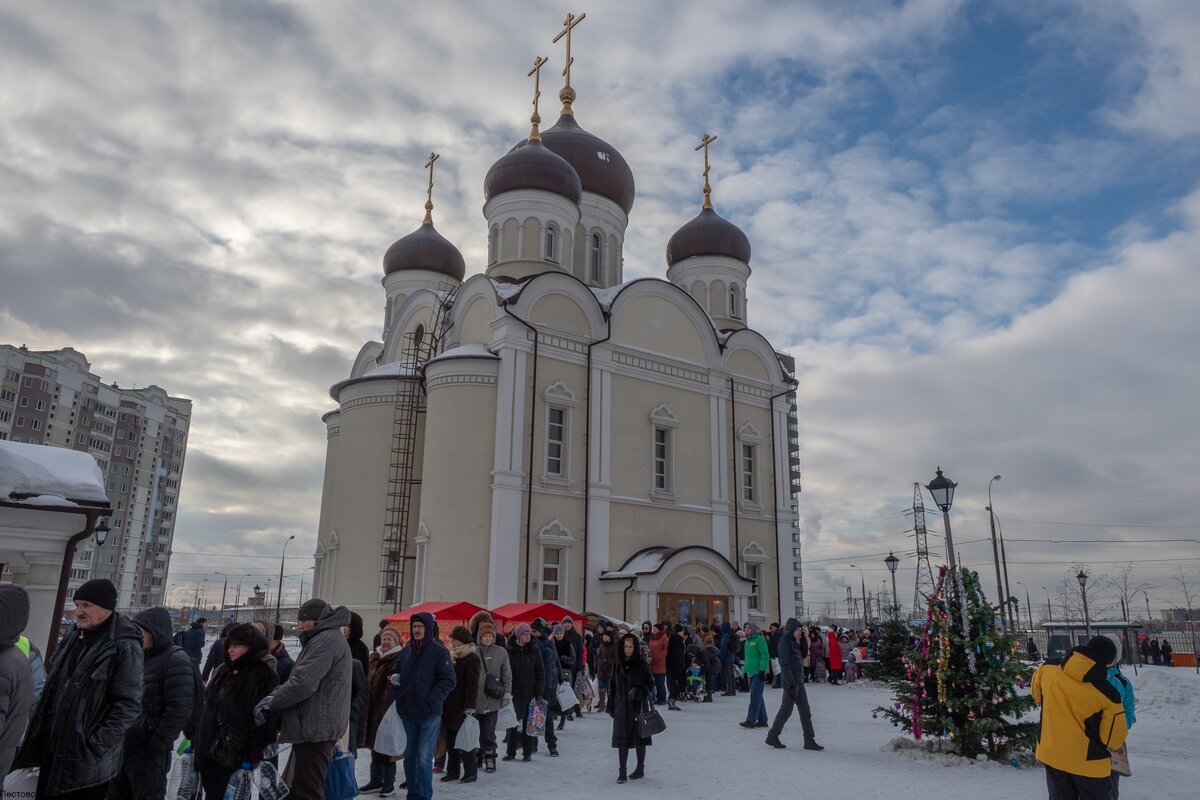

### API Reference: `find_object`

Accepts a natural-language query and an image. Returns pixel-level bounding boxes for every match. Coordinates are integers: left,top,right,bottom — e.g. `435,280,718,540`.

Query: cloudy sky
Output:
3,1,1198,621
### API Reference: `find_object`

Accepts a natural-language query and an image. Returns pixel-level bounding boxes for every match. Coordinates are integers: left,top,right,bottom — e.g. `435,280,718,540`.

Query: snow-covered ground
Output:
158,664,1195,799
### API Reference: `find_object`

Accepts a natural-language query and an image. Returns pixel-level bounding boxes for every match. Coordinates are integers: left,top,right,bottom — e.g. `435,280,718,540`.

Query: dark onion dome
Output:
666,206,752,266
513,114,636,214
485,137,583,205
383,221,466,281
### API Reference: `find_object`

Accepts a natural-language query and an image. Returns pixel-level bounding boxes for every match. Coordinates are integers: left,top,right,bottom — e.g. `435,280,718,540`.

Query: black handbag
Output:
484,672,505,700
634,701,666,738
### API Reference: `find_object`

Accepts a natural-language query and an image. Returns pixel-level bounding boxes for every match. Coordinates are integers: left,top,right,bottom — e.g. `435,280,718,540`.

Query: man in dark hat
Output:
16,578,144,799
530,618,560,756
181,615,206,666
1032,635,1128,799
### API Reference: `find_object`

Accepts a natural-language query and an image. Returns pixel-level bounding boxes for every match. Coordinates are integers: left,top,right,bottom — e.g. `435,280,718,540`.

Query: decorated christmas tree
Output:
875,565,1038,759
862,617,916,683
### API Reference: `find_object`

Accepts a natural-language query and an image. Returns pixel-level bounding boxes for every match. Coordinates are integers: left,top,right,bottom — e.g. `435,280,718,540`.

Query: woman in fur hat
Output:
442,626,482,783
608,632,655,783
192,624,278,800
359,624,404,796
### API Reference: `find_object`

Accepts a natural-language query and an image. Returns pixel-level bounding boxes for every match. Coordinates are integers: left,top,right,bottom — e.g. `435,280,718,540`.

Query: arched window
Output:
589,233,602,283
413,324,425,355
730,284,742,319
488,225,499,264
543,225,557,261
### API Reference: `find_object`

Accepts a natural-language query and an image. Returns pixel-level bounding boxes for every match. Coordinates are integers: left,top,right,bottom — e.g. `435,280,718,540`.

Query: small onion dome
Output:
515,114,636,214
484,137,582,204
666,206,752,266
383,221,466,281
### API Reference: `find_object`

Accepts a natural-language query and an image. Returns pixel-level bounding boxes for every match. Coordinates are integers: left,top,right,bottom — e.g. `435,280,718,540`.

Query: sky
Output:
2,0,1198,622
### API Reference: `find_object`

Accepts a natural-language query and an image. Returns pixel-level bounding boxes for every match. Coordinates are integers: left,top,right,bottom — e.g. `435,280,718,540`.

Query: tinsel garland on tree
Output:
874,565,1038,759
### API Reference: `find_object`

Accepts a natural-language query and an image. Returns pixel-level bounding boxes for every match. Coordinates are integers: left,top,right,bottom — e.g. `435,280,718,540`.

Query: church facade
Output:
312,43,803,627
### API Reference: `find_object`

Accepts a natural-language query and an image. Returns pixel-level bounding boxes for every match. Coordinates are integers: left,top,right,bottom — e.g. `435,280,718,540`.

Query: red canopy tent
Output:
490,602,582,634
384,601,486,643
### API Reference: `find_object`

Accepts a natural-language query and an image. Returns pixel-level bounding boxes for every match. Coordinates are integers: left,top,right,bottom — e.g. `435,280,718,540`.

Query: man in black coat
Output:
180,617,206,666
765,618,822,751
110,606,197,800
530,618,561,756
561,617,585,719
665,625,688,710
503,624,544,761
16,579,144,799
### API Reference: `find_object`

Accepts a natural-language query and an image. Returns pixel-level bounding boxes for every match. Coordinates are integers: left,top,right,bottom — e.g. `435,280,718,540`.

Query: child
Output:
686,660,707,701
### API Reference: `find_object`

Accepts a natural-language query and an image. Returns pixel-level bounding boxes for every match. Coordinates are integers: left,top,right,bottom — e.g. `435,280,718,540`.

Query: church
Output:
312,16,803,627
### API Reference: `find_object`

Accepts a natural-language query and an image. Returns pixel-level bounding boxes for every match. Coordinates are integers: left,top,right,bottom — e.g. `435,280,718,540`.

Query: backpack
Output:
155,644,205,740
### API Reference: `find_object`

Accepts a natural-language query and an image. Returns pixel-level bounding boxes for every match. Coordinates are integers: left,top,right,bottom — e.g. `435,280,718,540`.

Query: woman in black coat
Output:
504,623,544,761
193,624,278,800
608,633,655,783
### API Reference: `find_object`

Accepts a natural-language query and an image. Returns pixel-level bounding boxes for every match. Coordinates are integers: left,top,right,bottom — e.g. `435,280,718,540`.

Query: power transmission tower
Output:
907,482,936,613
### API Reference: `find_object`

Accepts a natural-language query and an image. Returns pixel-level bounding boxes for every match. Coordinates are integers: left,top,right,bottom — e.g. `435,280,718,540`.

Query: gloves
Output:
253,696,273,726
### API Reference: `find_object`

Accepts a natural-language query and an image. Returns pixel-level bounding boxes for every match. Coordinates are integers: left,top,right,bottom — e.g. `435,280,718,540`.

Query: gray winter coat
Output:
0,586,34,784
15,611,144,795
269,604,352,744
474,641,513,714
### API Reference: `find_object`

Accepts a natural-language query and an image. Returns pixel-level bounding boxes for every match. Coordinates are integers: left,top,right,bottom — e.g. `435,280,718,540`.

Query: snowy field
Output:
156,662,1196,799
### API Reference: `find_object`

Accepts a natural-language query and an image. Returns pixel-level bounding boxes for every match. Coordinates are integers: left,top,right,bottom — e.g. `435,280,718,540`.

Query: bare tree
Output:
1113,562,1154,625
1056,564,1116,626
1170,567,1199,670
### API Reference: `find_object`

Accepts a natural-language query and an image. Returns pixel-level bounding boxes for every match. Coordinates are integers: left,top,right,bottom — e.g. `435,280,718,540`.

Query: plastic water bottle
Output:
223,763,253,800
1010,757,1020,768
255,759,290,800
175,750,199,800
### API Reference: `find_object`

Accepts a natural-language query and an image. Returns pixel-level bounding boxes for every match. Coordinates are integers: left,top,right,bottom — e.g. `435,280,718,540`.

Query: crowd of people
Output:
1,577,867,799
1137,637,1174,666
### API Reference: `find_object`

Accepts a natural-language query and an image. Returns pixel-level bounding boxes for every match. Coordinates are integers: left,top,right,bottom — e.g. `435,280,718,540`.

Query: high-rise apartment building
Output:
0,345,191,609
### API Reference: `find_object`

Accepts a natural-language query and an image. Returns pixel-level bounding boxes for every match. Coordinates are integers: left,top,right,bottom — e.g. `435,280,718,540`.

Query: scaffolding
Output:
379,286,457,612
907,482,936,613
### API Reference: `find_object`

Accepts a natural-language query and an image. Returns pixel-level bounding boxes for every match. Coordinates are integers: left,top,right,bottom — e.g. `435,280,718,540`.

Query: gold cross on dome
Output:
527,55,549,140
553,11,586,114
695,133,718,209
423,152,439,224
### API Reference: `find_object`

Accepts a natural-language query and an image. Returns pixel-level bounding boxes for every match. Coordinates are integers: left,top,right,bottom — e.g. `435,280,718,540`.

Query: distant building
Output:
1161,608,1200,622
0,345,191,609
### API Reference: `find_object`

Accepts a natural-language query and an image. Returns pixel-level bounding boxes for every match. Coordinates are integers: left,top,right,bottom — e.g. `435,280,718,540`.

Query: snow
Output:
490,279,527,302
602,547,670,579
590,285,624,309
361,361,418,378
11,494,81,507
0,440,108,504
430,344,497,362
149,658,1195,800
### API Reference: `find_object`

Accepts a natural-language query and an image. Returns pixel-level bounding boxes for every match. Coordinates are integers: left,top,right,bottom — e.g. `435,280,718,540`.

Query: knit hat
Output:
450,625,472,645
478,622,497,639
273,624,285,641
298,598,328,622
531,618,548,634
552,623,565,636
514,623,533,638
1086,635,1119,665
562,615,574,625
1103,633,1123,663
673,624,685,634
73,578,117,611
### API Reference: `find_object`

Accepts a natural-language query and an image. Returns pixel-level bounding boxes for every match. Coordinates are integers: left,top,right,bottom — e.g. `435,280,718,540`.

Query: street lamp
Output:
213,572,229,622
191,578,207,623
1077,570,1091,640
275,535,296,625
95,518,110,546
849,564,868,629
299,565,315,604
925,467,959,580
232,573,253,617
1137,589,1152,632
993,507,1015,632
1042,586,1053,622
884,551,900,619
1016,581,1034,632
986,476,1006,628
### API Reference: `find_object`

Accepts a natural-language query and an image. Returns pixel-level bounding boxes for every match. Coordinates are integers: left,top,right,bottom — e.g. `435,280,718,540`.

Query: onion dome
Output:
484,137,583,204
666,206,752,266
383,221,466,281
512,114,636,214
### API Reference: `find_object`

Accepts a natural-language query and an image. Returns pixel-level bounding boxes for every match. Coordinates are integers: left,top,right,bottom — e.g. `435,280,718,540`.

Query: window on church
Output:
488,225,499,264
742,443,756,502
541,547,562,602
546,407,566,477
589,233,602,283
544,226,557,261
730,284,741,319
653,426,672,492
745,562,761,610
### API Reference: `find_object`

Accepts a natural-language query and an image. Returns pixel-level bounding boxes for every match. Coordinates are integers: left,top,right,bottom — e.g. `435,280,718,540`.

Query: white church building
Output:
312,37,803,626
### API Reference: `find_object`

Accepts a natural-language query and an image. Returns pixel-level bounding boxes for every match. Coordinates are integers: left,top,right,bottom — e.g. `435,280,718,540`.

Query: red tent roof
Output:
490,602,582,633
384,601,486,624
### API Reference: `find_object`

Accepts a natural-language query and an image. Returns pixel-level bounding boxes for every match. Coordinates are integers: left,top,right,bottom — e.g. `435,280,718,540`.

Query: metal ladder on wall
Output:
380,285,458,612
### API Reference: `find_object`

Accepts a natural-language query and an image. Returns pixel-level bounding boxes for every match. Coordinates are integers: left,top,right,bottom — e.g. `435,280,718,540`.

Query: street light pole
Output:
1138,589,1153,632
213,572,228,622
300,565,315,605
986,475,1005,626
995,510,1015,632
1017,581,1034,632
1042,586,1053,622
849,564,868,628
1077,571,1091,641
925,467,959,589
885,552,900,620
232,573,253,619
275,535,296,626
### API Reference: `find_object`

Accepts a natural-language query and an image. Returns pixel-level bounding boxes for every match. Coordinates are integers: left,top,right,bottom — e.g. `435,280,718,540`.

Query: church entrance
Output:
657,592,731,627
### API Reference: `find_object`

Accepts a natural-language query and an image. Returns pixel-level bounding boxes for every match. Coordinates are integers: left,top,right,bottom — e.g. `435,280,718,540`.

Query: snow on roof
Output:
601,547,672,579
0,441,109,505
361,361,418,379
428,343,498,363
489,278,527,302
589,285,624,310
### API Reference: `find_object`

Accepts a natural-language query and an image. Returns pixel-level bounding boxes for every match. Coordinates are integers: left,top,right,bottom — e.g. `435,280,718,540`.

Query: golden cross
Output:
695,133,718,209
553,12,586,86
423,151,439,224
527,55,549,140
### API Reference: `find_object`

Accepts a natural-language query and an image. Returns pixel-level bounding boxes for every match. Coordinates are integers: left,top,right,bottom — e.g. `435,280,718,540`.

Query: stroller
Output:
683,663,707,702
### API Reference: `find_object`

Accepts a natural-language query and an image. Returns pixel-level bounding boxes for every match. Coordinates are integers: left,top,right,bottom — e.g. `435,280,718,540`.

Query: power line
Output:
998,517,1198,529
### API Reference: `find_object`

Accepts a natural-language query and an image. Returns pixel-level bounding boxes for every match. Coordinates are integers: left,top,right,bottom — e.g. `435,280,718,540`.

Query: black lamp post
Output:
1077,570,1091,640
925,467,959,580
849,564,868,629
275,535,295,625
986,475,1006,627
1017,581,1034,632
95,518,110,546
1042,586,1053,622
884,551,900,619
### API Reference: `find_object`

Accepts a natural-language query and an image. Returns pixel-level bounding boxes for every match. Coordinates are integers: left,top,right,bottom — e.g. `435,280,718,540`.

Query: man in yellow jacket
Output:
1032,635,1128,799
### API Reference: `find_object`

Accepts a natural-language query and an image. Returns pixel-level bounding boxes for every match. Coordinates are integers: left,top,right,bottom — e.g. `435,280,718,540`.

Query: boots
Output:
359,761,383,794
440,749,461,782
379,762,397,797
460,750,478,783
484,753,497,773
765,734,786,749
556,714,566,731
804,738,825,751
617,769,628,784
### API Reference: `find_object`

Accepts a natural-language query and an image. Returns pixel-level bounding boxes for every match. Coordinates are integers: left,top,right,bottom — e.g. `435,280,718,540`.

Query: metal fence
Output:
1021,627,1197,666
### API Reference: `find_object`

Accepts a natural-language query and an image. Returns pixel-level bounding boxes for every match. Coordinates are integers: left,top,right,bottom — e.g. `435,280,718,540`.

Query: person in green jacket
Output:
739,623,771,728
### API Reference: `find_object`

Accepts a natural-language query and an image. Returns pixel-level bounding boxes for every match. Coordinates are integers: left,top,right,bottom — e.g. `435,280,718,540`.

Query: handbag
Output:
573,672,595,704
457,713,481,751
556,681,579,710
496,701,518,731
484,672,505,699
374,704,406,757
324,747,358,800
635,701,667,739
525,698,548,737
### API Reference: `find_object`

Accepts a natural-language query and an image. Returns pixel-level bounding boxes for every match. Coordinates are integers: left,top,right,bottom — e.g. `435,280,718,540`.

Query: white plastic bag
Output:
457,713,480,751
3,768,38,795
555,681,579,710
496,700,518,731
223,763,253,800
175,750,200,799
374,703,407,757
